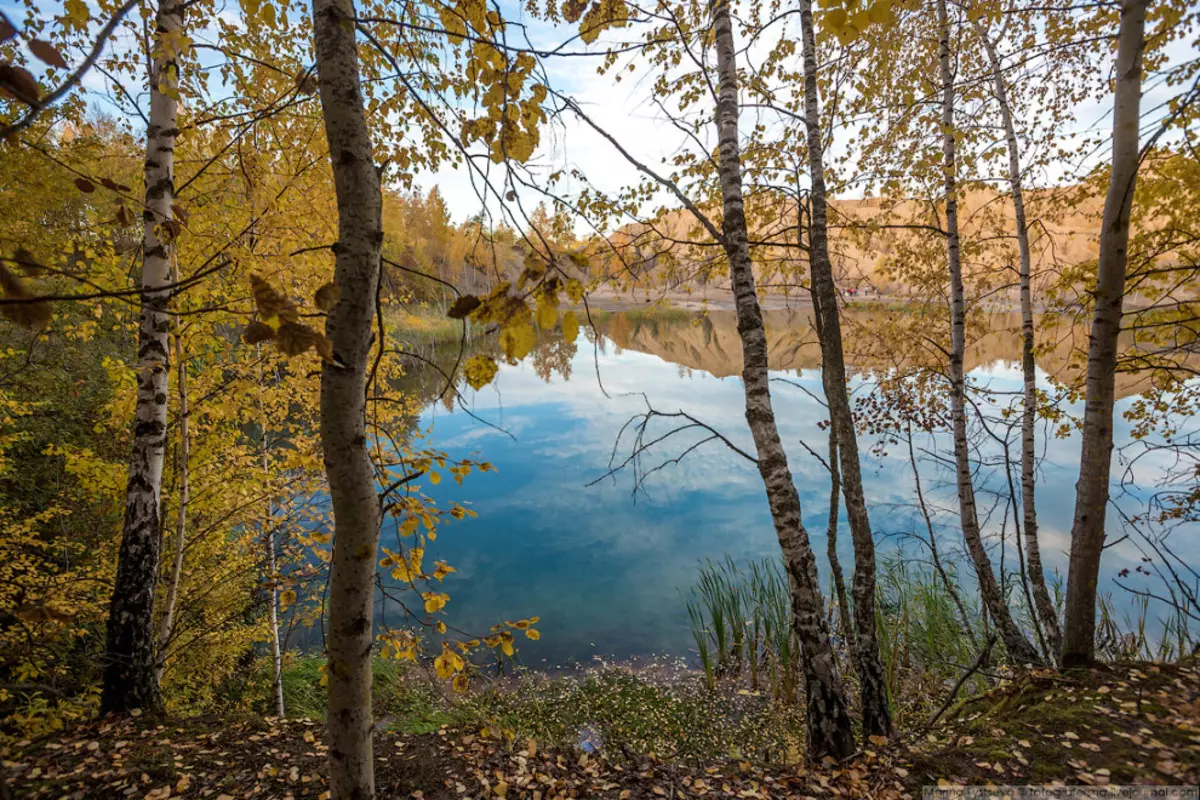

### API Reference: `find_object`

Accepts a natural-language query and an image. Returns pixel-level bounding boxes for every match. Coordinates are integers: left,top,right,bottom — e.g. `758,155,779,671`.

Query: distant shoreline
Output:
583,289,1031,314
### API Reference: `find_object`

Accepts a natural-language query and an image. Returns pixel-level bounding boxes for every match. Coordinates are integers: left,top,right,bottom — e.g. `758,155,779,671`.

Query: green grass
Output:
270,655,805,764
620,307,696,326
387,303,485,344
875,555,983,703
685,557,799,703
457,666,807,765
271,656,463,734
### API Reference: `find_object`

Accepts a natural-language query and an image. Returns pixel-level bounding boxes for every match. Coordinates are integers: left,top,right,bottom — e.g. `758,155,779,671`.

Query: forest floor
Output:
4,659,1198,799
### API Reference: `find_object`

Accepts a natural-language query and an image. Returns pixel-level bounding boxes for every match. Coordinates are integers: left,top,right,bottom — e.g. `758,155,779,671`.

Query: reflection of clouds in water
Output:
403,334,1197,665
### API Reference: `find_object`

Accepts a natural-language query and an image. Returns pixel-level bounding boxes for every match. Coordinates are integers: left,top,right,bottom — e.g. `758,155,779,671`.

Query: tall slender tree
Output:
311,0,386,793
934,0,1042,666
102,0,185,714
972,17,1062,657
798,0,891,738
711,0,856,759
154,258,191,686
1061,0,1148,668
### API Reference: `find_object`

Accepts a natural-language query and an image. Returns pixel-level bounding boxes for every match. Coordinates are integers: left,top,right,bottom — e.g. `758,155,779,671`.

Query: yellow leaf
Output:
435,645,465,680
423,592,449,613
536,300,558,330
561,310,579,344
525,628,540,640
464,354,499,390
429,471,442,485
499,320,536,361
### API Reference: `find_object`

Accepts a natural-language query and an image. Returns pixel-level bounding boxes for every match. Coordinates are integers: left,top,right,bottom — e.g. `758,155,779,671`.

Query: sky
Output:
5,0,1197,229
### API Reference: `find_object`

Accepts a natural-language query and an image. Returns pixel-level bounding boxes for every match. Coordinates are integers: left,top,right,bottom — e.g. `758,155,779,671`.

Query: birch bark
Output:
1062,0,1147,668
711,0,855,759
102,0,184,713
936,0,1041,666
312,0,385,791
799,0,891,738
975,21,1062,657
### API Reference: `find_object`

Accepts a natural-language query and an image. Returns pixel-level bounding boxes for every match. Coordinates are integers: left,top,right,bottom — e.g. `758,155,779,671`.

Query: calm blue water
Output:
382,315,1196,667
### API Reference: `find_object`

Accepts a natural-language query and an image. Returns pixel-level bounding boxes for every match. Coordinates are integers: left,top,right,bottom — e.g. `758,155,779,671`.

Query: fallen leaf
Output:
29,39,68,69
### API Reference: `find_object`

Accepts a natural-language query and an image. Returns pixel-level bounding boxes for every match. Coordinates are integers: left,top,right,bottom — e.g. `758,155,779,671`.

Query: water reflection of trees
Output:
388,316,582,417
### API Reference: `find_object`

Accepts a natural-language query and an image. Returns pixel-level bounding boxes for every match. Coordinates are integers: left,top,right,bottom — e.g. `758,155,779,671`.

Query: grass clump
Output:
686,557,800,703
267,656,464,734
458,665,807,765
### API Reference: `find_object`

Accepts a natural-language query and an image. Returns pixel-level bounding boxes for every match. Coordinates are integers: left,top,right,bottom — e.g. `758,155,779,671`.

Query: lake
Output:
372,307,1196,668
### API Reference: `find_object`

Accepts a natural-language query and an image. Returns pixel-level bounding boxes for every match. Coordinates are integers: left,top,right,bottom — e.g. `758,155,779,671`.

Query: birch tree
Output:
934,0,1041,666
970,12,1063,658
798,0,891,738
102,0,186,714
711,0,855,757
1061,0,1148,668
310,0,386,791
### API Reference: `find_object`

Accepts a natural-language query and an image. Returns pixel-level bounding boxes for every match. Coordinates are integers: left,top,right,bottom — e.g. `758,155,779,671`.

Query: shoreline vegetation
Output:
7,653,1199,797
11,552,1194,796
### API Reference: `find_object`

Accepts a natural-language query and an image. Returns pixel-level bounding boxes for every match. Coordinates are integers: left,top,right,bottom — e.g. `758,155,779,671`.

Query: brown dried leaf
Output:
73,177,95,193
250,274,299,323
295,69,317,95
311,334,336,364
446,294,481,319
314,282,340,312
242,320,276,345
0,63,40,105
276,321,318,356
155,218,180,244
12,247,42,276
100,177,132,192
0,263,50,330
0,262,27,297
171,203,189,223
28,39,67,69
0,14,16,43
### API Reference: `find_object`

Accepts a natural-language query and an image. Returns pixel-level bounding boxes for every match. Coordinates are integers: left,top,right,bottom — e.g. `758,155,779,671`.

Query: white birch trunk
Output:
711,0,855,760
102,0,183,714
798,0,891,739
154,258,189,687
975,19,1063,658
312,0,385,792
936,0,1041,666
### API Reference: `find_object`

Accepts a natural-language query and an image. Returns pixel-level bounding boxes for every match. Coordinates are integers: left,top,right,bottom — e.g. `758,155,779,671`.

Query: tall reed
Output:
685,557,798,702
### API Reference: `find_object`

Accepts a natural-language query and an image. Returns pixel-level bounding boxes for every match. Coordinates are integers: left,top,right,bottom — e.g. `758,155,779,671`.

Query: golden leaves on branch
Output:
242,274,338,363
447,273,585,372
457,33,547,164
819,0,895,44
577,0,629,44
